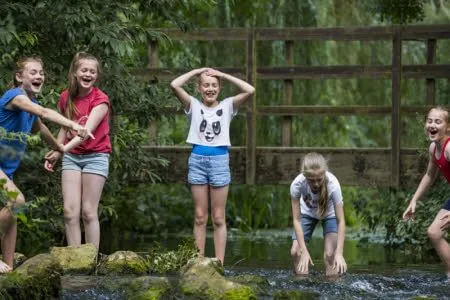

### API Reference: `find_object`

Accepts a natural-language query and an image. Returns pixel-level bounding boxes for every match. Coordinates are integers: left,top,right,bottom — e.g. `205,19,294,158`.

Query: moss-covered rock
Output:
0,253,62,299
273,289,321,299
50,243,97,274
97,251,149,275
0,253,26,269
230,274,270,295
180,257,256,299
101,276,172,299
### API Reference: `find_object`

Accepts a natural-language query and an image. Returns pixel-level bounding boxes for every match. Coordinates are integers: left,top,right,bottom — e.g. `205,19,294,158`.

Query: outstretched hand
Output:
402,201,416,221
333,253,347,274
295,250,314,275
73,124,95,140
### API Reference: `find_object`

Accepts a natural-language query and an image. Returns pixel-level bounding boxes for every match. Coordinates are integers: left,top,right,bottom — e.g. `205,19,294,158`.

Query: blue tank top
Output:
192,144,228,156
0,88,38,178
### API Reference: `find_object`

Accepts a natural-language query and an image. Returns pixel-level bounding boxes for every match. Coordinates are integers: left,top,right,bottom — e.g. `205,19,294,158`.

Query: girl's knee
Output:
63,207,80,222
427,224,443,241
13,193,25,207
81,210,98,223
194,214,208,226
323,250,334,263
211,214,225,227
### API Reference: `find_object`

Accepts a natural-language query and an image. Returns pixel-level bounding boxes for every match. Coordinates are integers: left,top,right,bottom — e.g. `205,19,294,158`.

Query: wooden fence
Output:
137,25,450,187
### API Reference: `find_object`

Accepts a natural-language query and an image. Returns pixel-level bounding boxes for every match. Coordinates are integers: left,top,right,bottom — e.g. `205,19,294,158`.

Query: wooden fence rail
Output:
140,25,450,187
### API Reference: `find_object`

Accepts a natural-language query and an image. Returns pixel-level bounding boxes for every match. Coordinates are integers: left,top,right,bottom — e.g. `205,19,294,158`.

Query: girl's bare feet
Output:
0,260,12,273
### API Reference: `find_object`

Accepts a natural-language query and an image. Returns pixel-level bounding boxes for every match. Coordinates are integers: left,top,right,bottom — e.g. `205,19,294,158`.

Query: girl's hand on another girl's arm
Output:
333,253,347,274
44,150,62,172
440,211,450,230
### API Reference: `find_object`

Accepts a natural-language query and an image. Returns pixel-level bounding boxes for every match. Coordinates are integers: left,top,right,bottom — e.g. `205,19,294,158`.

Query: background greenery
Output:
0,0,448,258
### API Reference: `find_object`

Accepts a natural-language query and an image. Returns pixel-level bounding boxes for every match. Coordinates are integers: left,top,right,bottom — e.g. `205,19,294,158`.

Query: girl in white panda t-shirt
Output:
290,152,347,276
170,68,255,265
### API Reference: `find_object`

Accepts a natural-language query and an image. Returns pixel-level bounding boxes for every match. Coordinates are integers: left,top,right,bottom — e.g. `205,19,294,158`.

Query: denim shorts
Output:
292,214,338,242
62,152,110,178
443,199,450,211
188,153,230,187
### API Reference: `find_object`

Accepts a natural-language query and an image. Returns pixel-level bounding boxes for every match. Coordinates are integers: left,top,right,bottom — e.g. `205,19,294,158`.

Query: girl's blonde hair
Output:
198,72,221,87
11,57,44,88
65,52,100,119
426,106,449,122
302,152,329,218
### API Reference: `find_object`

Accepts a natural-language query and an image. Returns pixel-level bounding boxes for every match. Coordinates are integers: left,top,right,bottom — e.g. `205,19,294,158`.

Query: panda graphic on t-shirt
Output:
199,108,222,142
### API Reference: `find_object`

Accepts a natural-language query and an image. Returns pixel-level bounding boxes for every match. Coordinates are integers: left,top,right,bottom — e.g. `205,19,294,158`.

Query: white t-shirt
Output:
289,171,343,219
185,96,236,146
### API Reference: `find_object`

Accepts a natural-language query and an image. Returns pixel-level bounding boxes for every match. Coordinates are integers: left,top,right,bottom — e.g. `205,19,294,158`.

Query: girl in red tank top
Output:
403,107,450,282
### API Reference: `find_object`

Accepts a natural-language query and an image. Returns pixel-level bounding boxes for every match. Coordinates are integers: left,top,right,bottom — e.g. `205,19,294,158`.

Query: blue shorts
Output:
443,199,450,211
62,153,110,178
188,153,230,187
292,214,338,242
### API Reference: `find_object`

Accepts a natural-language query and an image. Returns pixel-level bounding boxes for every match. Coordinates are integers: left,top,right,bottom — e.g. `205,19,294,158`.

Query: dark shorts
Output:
443,199,450,211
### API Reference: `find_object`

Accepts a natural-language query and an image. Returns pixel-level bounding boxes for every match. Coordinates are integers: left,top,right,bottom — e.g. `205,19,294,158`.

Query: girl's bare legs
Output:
323,232,338,276
191,184,209,257
427,209,450,279
81,173,106,249
62,170,82,245
0,170,24,272
210,185,228,264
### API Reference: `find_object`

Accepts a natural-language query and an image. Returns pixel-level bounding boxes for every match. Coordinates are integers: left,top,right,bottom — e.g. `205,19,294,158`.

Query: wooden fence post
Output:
246,29,257,184
426,39,436,105
391,28,402,187
148,40,159,144
282,40,294,146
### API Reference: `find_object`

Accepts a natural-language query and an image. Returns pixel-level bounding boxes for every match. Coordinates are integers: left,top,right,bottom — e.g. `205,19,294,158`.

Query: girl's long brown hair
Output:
302,152,329,218
11,57,44,88
65,52,100,119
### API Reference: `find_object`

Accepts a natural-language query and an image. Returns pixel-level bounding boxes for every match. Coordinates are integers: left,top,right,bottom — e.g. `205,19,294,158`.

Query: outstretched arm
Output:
44,128,66,172
291,197,313,274
403,144,439,221
9,95,93,139
32,118,64,152
170,68,208,110
205,69,255,108
333,203,347,274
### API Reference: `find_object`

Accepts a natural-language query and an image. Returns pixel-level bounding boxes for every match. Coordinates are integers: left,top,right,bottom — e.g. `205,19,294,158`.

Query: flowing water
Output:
62,229,450,299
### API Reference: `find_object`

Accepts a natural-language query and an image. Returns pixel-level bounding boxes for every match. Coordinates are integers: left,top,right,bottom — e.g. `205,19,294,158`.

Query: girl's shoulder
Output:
291,173,307,186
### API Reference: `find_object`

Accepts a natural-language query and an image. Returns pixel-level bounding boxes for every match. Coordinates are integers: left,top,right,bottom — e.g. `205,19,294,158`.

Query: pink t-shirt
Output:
58,87,111,154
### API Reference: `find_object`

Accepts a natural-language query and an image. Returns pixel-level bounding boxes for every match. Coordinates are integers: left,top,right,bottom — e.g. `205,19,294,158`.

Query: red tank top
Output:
433,137,450,183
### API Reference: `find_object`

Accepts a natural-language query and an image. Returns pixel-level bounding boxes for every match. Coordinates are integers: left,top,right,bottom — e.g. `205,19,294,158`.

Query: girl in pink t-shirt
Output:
44,52,111,250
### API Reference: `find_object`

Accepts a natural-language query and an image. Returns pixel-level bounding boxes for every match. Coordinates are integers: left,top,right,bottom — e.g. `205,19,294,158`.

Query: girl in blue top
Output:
0,57,91,272
170,68,254,264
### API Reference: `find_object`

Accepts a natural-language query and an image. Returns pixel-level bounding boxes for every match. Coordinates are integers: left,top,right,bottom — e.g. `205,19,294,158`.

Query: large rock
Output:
101,276,172,299
50,243,97,274
97,251,149,275
0,253,26,269
0,253,62,299
230,274,270,295
180,257,256,299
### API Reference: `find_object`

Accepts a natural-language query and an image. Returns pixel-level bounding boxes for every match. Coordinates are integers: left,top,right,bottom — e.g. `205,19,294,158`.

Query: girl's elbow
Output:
170,81,179,90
